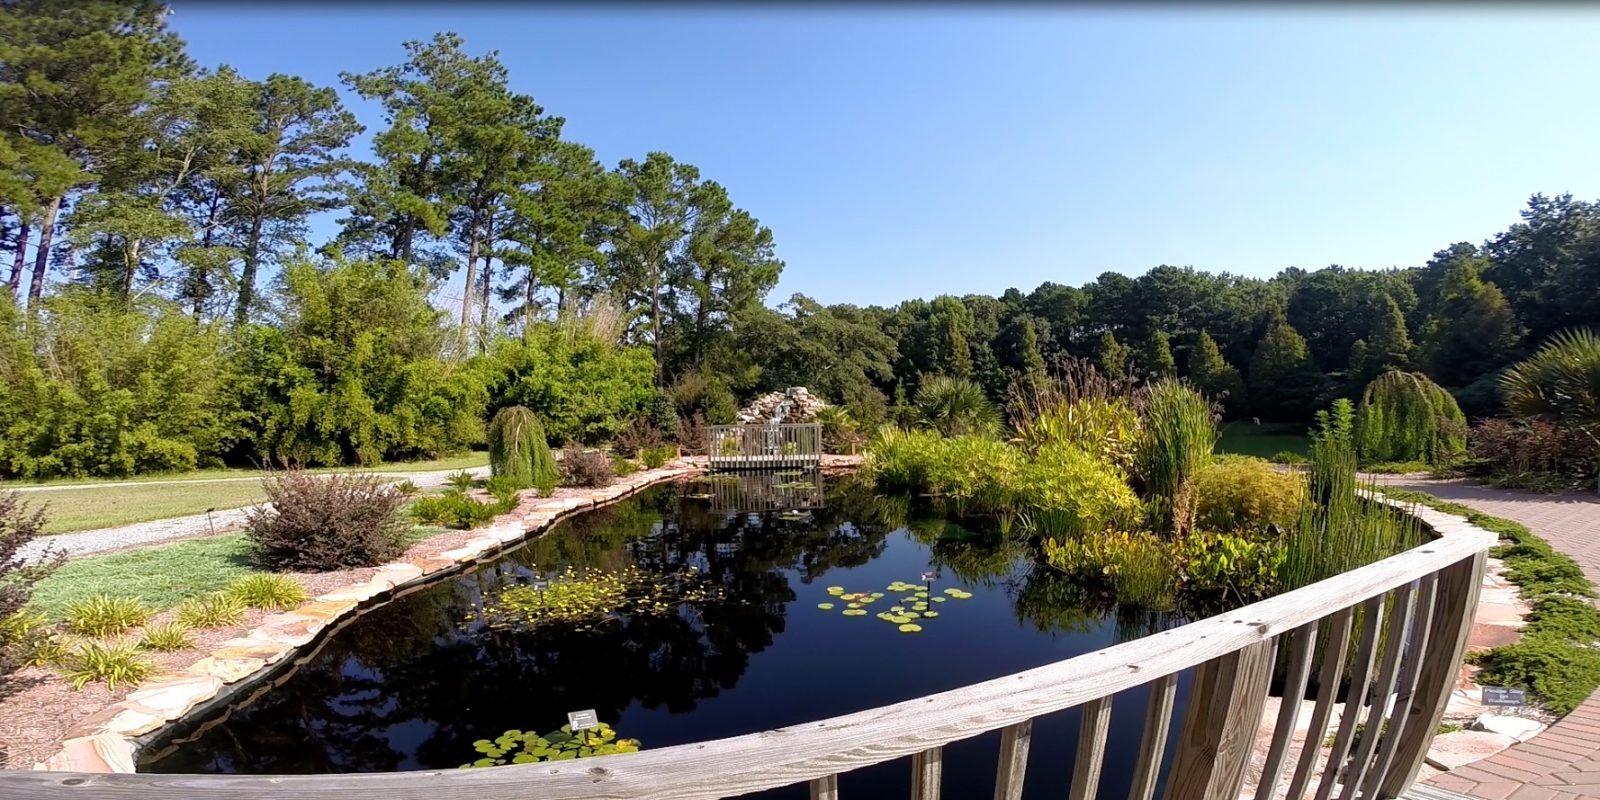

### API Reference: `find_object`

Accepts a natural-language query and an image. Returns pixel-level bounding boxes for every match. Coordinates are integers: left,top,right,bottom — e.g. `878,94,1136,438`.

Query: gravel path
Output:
17,466,488,563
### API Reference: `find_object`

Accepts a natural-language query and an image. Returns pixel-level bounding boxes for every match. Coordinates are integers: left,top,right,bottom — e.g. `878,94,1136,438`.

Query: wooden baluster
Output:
1379,552,1487,798
811,773,839,800
994,720,1034,800
1253,621,1320,800
1364,573,1439,798
912,746,943,800
1162,640,1274,800
1313,593,1388,800
1069,697,1113,800
1128,674,1178,800
1283,606,1357,800
1340,582,1420,799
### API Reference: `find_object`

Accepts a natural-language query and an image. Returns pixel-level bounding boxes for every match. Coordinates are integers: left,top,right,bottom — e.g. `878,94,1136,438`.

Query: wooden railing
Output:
707,423,822,470
0,504,1495,800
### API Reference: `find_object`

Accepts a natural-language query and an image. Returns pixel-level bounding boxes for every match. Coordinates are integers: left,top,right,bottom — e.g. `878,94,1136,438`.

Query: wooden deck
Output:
0,499,1498,800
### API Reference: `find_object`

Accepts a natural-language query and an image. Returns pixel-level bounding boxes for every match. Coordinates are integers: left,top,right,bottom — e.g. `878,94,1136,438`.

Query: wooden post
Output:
1378,552,1487,798
1069,697,1113,800
1128,675,1178,800
994,720,1033,800
1161,641,1274,800
810,774,839,800
912,746,943,800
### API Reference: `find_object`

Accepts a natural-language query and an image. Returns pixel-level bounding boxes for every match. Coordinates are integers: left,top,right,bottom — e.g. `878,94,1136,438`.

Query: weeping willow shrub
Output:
488,406,557,493
1355,371,1467,467
1135,380,1218,536
1281,399,1428,592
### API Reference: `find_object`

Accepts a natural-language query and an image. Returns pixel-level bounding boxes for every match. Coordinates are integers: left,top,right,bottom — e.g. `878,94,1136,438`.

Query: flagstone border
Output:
31,462,715,774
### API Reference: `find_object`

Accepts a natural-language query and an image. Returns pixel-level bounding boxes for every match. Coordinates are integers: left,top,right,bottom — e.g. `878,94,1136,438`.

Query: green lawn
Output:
13,452,487,535
1216,422,1312,460
27,524,449,620
0,452,487,489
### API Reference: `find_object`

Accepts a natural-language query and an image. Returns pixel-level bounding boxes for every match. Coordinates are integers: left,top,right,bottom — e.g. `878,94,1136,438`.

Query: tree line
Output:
2,2,1597,479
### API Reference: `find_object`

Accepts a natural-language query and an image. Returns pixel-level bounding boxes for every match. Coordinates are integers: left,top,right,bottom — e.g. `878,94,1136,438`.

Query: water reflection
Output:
140,474,1188,800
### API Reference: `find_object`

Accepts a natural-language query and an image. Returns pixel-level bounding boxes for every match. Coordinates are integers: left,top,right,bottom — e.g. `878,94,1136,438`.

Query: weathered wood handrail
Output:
0,503,1496,800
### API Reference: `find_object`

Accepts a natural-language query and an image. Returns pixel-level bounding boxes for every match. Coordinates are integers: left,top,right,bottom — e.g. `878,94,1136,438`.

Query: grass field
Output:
27,524,449,620
0,452,487,489
1216,422,1312,460
10,452,488,535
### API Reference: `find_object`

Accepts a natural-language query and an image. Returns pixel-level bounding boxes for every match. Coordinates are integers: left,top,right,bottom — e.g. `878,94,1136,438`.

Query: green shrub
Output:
447,471,477,490
1136,380,1217,536
640,445,674,469
1193,455,1305,533
559,445,615,488
483,476,526,503
1017,442,1143,536
1468,637,1600,715
394,480,421,496
60,639,154,690
139,622,195,652
485,323,657,444
488,406,557,492
1271,450,1309,465
176,593,247,628
245,471,410,571
667,369,738,426
816,405,862,454
1525,596,1600,642
1355,371,1467,467
613,417,665,458
611,456,640,477
64,595,153,637
224,574,309,611
914,375,999,437
2,609,65,668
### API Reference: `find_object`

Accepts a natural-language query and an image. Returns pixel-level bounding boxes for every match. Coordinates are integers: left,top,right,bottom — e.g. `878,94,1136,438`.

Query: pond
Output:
139,473,1205,799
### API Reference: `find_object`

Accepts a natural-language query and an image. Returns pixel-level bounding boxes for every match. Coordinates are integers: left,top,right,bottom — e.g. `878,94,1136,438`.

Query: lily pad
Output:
843,609,867,616
898,624,923,633
826,586,845,595
923,611,940,618
817,603,835,610
931,597,947,603
847,602,862,609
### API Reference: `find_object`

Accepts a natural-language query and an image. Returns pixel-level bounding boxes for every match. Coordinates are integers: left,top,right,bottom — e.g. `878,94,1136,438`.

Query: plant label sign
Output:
568,709,600,730
921,571,936,583
1482,687,1527,707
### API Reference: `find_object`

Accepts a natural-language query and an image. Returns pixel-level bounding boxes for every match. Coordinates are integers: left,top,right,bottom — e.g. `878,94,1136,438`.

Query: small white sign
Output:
921,571,936,583
568,709,600,730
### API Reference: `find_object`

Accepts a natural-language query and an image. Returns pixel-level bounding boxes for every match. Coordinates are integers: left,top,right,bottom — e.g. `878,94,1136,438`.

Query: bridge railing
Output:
707,422,822,469
2,501,1495,800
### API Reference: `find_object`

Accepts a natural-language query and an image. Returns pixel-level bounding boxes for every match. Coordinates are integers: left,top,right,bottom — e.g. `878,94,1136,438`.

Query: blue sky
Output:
168,4,1600,308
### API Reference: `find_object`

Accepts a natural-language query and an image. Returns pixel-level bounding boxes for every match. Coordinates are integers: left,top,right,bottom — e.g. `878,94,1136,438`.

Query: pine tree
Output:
1095,331,1128,380
1418,251,1524,387
1188,331,1245,410
1140,330,1176,379
1249,316,1326,421
1018,317,1046,380
1367,295,1413,373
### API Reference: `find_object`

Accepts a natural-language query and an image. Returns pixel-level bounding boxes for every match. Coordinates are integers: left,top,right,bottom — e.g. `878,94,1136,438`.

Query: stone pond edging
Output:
32,462,715,774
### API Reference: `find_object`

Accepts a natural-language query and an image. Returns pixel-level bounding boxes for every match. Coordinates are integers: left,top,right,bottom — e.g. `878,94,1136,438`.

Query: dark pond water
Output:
140,474,1203,799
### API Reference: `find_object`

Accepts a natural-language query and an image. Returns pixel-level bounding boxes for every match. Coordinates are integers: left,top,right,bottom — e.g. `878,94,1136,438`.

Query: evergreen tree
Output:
1140,329,1176,379
1367,294,1413,372
1188,331,1245,410
1095,330,1128,380
1249,316,1326,421
1418,249,1524,388
1018,317,1046,380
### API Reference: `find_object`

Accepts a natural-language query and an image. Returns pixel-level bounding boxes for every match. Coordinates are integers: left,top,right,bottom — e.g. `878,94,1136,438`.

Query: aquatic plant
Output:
225,574,309,611
64,594,153,637
1355,371,1467,467
1043,532,1177,610
1135,379,1218,537
488,406,558,492
459,723,640,768
1009,389,1144,474
1014,442,1143,537
60,639,154,690
861,427,945,492
820,580,972,633
1180,531,1284,602
478,565,722,633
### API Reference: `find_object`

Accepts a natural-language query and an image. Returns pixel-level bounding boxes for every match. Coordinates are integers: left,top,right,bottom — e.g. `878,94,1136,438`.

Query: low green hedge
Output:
1380,487,1600,715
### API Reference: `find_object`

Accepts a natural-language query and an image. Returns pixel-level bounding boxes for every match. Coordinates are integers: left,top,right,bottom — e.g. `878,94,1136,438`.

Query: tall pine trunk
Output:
461,221,481,344
121,238,142,299
651,258,663,387
189,201,219,318
8,222,29,297
235,211,265,326
29,196,61,305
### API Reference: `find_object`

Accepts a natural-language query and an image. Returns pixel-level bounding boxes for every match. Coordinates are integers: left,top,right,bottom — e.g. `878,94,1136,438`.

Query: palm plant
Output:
1502,328,1600,491
914,375,999,437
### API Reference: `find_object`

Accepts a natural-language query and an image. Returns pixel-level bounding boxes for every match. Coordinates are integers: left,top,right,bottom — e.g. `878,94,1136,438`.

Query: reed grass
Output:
1135,379,1218,536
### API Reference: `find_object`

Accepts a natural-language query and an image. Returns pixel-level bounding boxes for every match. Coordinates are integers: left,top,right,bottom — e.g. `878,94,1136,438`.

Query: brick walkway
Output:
1375,476,1600,800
